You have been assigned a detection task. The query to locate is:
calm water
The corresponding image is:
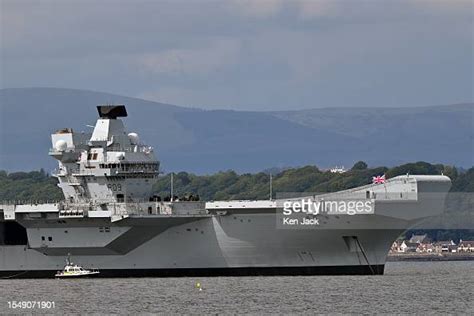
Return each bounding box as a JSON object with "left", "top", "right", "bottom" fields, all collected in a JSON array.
[{"left": 1, "top": 261, "right": 473, "bottom": 314}]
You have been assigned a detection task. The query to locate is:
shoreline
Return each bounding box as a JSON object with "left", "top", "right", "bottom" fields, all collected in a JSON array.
[{"left": 387, "top": 253, "right": 474, "bottom": 262}]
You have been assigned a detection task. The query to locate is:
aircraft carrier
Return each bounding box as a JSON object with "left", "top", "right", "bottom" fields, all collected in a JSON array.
[{"left": 0, "top": 105, "right": 451, "bottom": 278}]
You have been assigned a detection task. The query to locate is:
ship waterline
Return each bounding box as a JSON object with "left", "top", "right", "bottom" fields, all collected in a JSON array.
[{"left": 0, "top": 105, "right": 451, "bottom": 278}]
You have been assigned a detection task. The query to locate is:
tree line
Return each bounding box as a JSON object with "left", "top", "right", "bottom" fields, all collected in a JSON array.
[
  {"left": 1, "top": 161, "right": 472, "bottom": 241},
  {"left": 0, "top": 161, "right": 470, "bottom": 202}
]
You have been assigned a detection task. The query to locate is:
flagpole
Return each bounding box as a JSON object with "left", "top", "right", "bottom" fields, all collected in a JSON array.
[
  {"left": 269, "top": 173, "right": 273, "bottom": 200},
  {"left": 170, "top": 172, "right": 174, "bottom": 202}
]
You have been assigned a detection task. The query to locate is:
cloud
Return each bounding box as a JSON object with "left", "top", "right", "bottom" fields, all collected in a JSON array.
[
  {"left": 225, "top": 0, "right": 340, "bottom": 20},
  {"left": 136, "top": 38, "right": 241, "bottom": 76},
  {"left": 1, "top": 0, "right": 472, "bottom": 110},
  {"left": 226, "top": 0, "right": 283, "bottom": 18},
  {"left": 295, "top": 0, "right": 339, "bottom": 20}
]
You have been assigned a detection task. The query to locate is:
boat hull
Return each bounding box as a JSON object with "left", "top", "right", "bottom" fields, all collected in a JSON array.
[
  {"left": 0, "top": 218, "right": 400, "bottom": 278},
  {"left": 0, "top": 175, "right": 450, "bottom": 278}
]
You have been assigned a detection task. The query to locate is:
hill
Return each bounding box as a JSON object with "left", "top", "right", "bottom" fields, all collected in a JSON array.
[{"left": 0, "top": 88, "right": 472, "bottom": 173}]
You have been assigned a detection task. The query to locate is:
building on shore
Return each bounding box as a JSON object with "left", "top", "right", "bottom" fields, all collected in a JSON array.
[
  {"left": 400, "top": 241, "right": 418, "bottom": 253},
  {"left": 329, "top": 166, "right": 347, "bottom": 174},
  {"left": 389, "top": 238, "right": 474, "bottom": 254},
  {"left": 457, "top": 240, "right": 474, "bottom": 252},
  {"left": 433, "top": 240, "right": 456, "bottom": 253}
]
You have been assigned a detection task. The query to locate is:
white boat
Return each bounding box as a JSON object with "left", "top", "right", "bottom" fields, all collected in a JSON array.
[{"left": 55, "top": 257, "right": 99, "bottom": 278}]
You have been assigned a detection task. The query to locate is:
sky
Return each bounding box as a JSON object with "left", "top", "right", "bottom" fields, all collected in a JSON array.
[{"left": 0, "top": 0, "right": 472, "bottom": 111}]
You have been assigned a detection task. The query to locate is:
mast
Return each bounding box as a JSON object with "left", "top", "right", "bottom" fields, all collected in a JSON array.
[
  {"left": 170, "top": 172, "right": 174, "bottom": 202},
  {"left": 269, "top": 173, "right": 273, "bottom": 200}
]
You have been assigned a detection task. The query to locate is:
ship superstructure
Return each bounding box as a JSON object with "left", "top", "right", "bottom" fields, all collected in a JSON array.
[
  {"left": 50, "top": 106, "right": 159, "bottom": 206},
  {"left": 0, "top": 105, "right": 451, "bottom": 278}
]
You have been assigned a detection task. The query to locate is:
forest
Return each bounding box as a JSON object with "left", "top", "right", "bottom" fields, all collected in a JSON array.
[{"left": 1, "top": 161, "right": 472, "bottom": 241}]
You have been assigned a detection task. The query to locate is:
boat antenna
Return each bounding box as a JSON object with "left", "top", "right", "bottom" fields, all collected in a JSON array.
[
  {"left": 269, "top": 173, "right": 273, "bottom": 200},
  {"left": 170, "top": 172, "right": 174, "bottom": 202}
]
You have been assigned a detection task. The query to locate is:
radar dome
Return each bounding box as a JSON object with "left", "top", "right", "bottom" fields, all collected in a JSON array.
[
  {"left": 128, "top": 132, "right": 140, "bottom": 145},
  {"left": 55, "top": 139, "right": 67, "bottom": 151}
]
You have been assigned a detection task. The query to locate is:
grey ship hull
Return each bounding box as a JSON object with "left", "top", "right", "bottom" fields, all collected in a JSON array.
[
  {"left": 0, "top": 174, "right": 450, "bottom": 278},
  {"left": 0, "top": 104, "right": 452, "bottom": 278},
  {"left": 0, "top": 216, "right": 395, "bottom": 278},
  {"left": 0, "top": 172, "right": 450, "bottom": 278}
]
